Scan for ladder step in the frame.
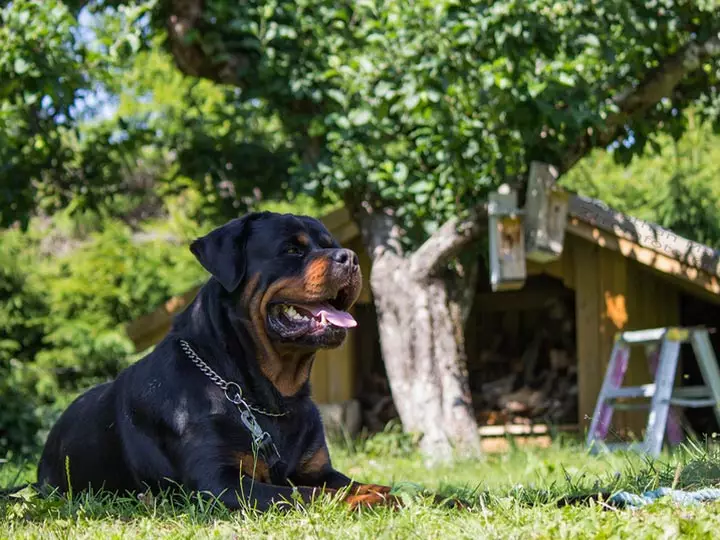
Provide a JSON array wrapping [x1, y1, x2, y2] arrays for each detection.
[[606, 385, 712, 401], [611, 403, 651, 411], [606, 385, 656, 399], [618, 328, 668, 344], [672, 386, 712, 399], [669, 398, 717, 408]]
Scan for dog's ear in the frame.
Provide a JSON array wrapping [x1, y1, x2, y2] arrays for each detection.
[[190, 215, 255, 292]]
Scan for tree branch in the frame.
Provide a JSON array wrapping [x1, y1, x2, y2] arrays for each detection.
[[408, 205, 488, 280], [347, 197, 406, 260], [560, 32, 720, 173], [165, 0, 254, 86]]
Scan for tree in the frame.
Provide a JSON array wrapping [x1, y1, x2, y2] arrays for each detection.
[[0, 0, 296, 229], [4, 0, 720, 459], [563, 110, 720, 250]]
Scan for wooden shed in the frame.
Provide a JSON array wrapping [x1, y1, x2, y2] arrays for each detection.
[[126, 197, 720, 439], [467, 195, 720, 438]]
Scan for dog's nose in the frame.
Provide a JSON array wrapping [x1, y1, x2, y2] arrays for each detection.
[[331, 248, 359, 272]]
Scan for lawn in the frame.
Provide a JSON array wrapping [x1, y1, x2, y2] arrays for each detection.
[[3, 430, 720, 539]]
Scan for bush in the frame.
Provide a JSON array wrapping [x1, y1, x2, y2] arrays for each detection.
[[0, 217, 208, 459], [0, 232, 48, 458]]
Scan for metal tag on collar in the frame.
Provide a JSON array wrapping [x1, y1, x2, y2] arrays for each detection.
[[240, 409, 266, 443], [240, 410, 282, 469]]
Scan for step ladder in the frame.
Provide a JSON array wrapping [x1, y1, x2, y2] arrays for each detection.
[[586, 326, 720, 457]]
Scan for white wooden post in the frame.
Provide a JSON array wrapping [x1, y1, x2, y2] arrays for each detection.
[[524, 161, 569, 263], [488, 185, 526, 292]]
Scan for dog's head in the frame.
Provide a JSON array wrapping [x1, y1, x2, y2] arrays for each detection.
[[190, 212, 362, 392]]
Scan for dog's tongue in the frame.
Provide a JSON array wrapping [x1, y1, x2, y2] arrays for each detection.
[[305, 303, 357, 328]]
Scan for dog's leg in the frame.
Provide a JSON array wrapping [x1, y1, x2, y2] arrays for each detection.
[[293, 466, 400, 510], [315, 468, 468, 510], [291, 445, 399, 509], [187, 467, 334, 512]]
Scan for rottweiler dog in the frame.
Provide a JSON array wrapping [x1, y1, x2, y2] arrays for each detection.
[[34, 211, 404, 511]]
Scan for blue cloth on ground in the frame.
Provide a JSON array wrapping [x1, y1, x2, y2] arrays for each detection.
[[608, 487, 720, 509]]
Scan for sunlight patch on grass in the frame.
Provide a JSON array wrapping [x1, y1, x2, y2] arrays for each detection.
[[4, 438, 720, 538]]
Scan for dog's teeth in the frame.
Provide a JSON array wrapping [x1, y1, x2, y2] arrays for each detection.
[[283, 305, 307, 321]]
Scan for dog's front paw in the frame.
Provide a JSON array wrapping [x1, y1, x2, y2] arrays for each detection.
[[343, 484, 402, 510], [344, 491, 403, 510]]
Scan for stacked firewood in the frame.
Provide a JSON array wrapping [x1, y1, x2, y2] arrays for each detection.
[[472, 296, 579, 426], [357, 296, 579, 430], [472, 348, 578, 426], [359, 348, 578, 431]]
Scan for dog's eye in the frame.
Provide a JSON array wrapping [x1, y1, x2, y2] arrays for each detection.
[[286, 246, 302, 256]]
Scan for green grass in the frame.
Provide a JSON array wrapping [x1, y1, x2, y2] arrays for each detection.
[[3, 434, 720, 539]]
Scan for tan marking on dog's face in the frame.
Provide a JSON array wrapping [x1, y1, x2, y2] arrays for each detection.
[[302, 258, 331, 297], [244, 275, 317, 396], [296, 233, 311, 247]]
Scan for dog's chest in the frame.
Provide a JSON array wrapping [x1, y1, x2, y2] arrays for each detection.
[[224, 412, 307, 483]]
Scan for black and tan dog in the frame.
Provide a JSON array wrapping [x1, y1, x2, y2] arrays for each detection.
[[34, 211, 404, 511]]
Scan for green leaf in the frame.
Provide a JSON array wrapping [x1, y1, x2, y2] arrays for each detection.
[[407, 180, 433, 194], [557, 72, 576, 86], [393, 162, 409, 182], [13, 58, 29, 75], [349, 109, 372, 126]]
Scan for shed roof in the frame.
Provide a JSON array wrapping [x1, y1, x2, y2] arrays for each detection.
[[566, 195, 719, 300]]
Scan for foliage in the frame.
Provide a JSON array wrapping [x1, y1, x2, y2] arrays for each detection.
[[562, 112, 720, 249], [0, 234, 49, 457], [107, 44, 296, 224], [33, 221, 207, 393], [0, 0, 121, 227], [349, 420, 422, 459], [118, 0, 720, 247], [5, 1, 720, 243], [0, 0, 300, 228], [0, 213, 209, 458], [304, 0, 720, 245], [5, 442, 720, 537]]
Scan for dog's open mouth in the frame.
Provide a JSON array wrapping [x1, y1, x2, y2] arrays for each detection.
[[272, 302, 356, 331], [267, 287, 357, 345]]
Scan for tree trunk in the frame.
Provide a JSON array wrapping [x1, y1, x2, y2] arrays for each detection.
[[353, 205, 486, 460]]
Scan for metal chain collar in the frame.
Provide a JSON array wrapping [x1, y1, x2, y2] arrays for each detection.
[[179, 339, 284, 468], [179, 339, 287, 417]]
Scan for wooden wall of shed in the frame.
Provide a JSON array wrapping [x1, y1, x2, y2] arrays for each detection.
[[545, 234, 681, 437]]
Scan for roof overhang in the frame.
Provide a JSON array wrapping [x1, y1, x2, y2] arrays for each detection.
[[567, 195, 720, 303]]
